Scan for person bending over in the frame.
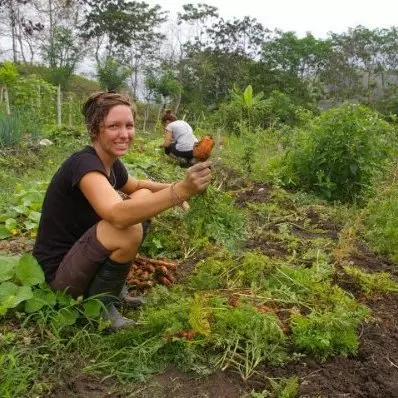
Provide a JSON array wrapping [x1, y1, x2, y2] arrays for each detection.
[[160, 109, 198, 166], [33, 92, 212, 331]]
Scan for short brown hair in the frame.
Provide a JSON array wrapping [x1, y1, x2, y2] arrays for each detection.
[[82, 92, 136, 138], [161, 109, 177, 124]]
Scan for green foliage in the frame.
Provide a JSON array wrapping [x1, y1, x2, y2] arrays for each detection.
[[239, 251, 276, 288], [1, 73, 56, 147], [183, 185, 245, 252], [15, 254, 45, 286], [97, 57, 131, 92], [189, 257, 233, 290], [215, 88, 303, 134], [16, 63, 100, 99], [250, 377, 299, 398], [291, 305, 369, 359], [46, 125, 86, 147], [278, 104, 397, 202], [0, 181, 47, 238], [219, 127, 284, 180], [0, 110, 27, 148], [10, 75, 57, 124], [145, 69, 182, 106], [343, 265, 398, 295], [212, 306, 287, 379], [362, 170, 398, 260], [0, 62, 19, 86], [0, 254, 103, 332]]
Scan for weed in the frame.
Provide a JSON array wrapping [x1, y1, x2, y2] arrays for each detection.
[[247, 376, 299, 398], [278, 104, 397, 202], [211, 305, 288, 379], [183, 185, 245, 253], [362, 176, 398, 261], [343, 265, 398, 296], [291, 304, 370, 359]]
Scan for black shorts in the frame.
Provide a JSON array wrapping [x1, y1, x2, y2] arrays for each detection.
[[164, 143, 193, 159]]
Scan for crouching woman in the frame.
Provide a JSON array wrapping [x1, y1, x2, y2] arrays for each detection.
[[33, 92, 212, 331]]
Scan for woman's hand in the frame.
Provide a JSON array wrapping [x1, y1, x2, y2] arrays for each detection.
[[174, 161, 212, 200]]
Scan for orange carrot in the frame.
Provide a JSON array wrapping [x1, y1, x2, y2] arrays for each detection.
[[137, 255, 176, 267], [159, 276, 172, 286], [157, 265, 169, 275]]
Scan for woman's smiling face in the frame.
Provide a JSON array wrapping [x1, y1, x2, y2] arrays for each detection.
[[96, 105, 135, 159]]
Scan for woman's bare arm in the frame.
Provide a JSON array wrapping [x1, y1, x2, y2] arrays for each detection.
[[79, 161, 212, 228], [120, 176, 171, 195]]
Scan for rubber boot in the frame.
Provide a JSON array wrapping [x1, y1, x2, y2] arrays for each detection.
[[119, 285, 146, 308], [87, 258, 136, 332], [119, 219, 151, 308]]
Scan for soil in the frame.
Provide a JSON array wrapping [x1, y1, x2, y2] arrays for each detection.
[[3, 180, 398, 397], [49, 281, 398, 398], [0, 236, 35, 254]]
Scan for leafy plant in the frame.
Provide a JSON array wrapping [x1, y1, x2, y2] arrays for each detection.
[[0, 254, 103, 332], [362, 170, 398, 261], [291, 304, 370, 359], [183, 185, 245, 253], [343, 265, 398, 295], [0, 181, 47, 239], [212, 305, 288, 379], [0, 110, 27, 148], [278, 104, 397, 202], [249, 377, 299, 398]]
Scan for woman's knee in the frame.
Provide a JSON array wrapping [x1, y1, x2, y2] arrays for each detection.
[[97, 221, 143, 255]]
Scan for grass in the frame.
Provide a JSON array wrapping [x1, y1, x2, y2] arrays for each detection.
[[0, 126, 396, 396]]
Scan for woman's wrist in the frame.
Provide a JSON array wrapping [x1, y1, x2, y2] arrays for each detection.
[[171, 181, 191, 204]]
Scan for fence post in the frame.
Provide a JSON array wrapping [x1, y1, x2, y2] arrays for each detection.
[[2, 86, 11, 115], [57, 85, 62, 127], [68, 93, 73, 127], [37, 85, 41, 113]]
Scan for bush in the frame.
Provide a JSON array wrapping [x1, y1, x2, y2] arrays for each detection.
[[0, 106, 43, 148], [214, 89, 302, 134], [278, 104, 397, 202], [362, 165, 398, 261]]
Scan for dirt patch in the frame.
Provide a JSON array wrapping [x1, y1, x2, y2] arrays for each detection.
[[234, 183, 272, 207], [305, 207, 341, 234], [214, 165, 248, 191], [291, 225, 338, 240], [175, 252, 209, 283], [349, 242, 398, 277], [49, 372, 123, 398], [251, 293, 398, 398], [144, 367, 248, 398], [244, 237, 290, 258], [0, 237, 35, 254]]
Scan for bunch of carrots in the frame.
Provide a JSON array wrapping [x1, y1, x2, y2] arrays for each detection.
[[126, 254, 177, 291]]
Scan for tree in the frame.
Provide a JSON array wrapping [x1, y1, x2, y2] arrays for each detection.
[[0, 61, 18, 114], [145, 68, 181, 108], [174, 8, 268, 112], [0, 0, 43, 62], [97, 56, 131, 92]]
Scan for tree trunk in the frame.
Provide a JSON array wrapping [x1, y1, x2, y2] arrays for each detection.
[[143, 103, 149, 132], [156, 104, 163, 129], [174, 88, 182, 115], [10, 0, 18, 62], [48, 0, 55, 67]]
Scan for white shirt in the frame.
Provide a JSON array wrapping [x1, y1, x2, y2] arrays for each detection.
[[167, 120, 198, 151]]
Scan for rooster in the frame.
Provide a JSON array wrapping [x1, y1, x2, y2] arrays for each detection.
[[193, 135, 215, 162]]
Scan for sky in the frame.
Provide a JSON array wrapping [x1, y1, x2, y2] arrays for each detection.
[[146, 0, 398, 38]]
